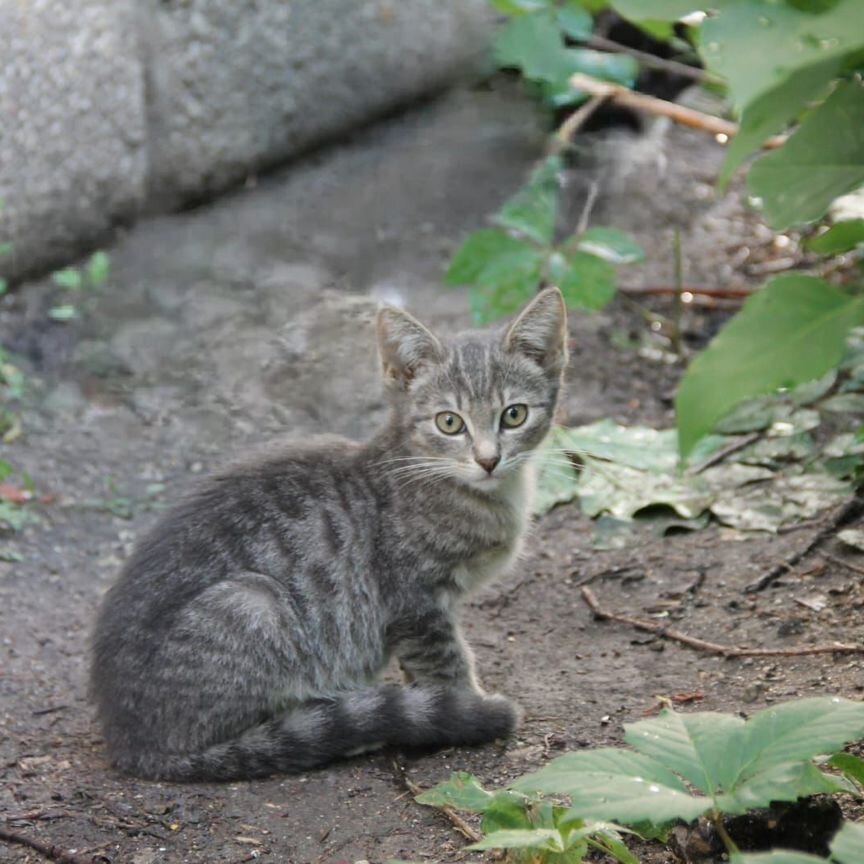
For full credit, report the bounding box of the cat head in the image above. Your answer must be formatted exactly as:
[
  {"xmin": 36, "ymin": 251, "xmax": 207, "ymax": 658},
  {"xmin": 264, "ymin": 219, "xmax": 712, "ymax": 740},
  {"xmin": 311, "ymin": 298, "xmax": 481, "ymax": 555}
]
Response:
[{"xmin": 376, "ymin": 288, "xmax": 567, "ymax": 489}]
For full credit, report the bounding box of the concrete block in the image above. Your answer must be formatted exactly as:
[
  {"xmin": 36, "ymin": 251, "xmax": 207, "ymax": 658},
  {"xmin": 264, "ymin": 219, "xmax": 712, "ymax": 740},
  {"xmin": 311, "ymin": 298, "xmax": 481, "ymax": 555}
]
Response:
[
  {"xmin": 0, "ymin": 0, "xmax": 147, "ymax": 281},
  {"xmin": 142, "ymin": 0, "xmax": 492, "ymax": 206}
]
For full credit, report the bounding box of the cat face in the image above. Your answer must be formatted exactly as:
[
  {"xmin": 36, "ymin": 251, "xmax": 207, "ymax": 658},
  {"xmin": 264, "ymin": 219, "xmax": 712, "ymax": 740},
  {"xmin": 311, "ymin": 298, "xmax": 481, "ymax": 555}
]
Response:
[{"xmin": 377, "ymin": 288, "xmax": 567, "ymax": 489}]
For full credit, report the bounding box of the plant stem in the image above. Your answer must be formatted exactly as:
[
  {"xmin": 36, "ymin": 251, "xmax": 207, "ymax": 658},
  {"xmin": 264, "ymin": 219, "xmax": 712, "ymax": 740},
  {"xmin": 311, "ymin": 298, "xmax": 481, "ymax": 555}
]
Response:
[
  {"xmin": 712, "ymin": 811, "xmax": 741, "ymax": 857},
  {"xmin": 671, "ymin": 229, "xmax": 684, "ymax": 358}
]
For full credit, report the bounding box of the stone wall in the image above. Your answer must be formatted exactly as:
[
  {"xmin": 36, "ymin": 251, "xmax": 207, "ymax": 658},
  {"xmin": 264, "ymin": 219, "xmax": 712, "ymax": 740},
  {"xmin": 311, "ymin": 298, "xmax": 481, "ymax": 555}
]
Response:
[{"xmin": 0, "ymin": 0, "xmax": 491, "ymax": 281}]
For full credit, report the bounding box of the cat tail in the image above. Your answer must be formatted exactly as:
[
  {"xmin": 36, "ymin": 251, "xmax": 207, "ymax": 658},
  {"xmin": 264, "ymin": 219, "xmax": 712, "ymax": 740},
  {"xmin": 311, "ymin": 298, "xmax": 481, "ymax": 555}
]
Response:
[{"xmin": 120, "ymin": 684, "xmax": 517, "ymax": 782}]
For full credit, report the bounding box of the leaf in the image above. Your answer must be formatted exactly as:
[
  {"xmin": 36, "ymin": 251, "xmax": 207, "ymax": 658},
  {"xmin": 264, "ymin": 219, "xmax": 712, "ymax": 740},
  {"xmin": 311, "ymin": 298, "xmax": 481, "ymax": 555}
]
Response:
[
  {"xmin": 546, "ymin": 48, "xmax": 639, "ymax": 105},
  {"xmin": 493, "ymin": 13, "xmax": 568, "ymax": 82},
  {"xmin": 480, "ymin": 794, "xmax": 534, "ymax": 833},
  {"xmin": 701, "ymin": 0, "xmax": 863, "ymax": 114},
  {"xmin": 739, "ymin": 697, "xmax": 864, "ymax": 779},
  {"xmin": 576, "ymin": 227, "xmax": 645, "ymax": 264},
  {"xmin": 447, "ymin": 229, "xmax": 530, "ymax": 285},
  {"xmin": 414, "ymin": 772, "xmax": 493, "ymax": 812},
  {"xmin": 748, "ymin": 80, "xmax": 864, "ymax": 229},
  {"xmin": 719, "ymin": 57, "xmax": 839, "ymax": 186},
  {"xmin": 552, "ymin": 419, "xmax": 678, "ymax": 472},
  {"xmin": 731, "ymin": 853, "xmax": 826, "ymax": 864},
  {"xmin": 828, "ymin": 752, "xmax": 864, "ymax": 786},
  {"xmin": 496, "ymin": 156, "xmax": 561, "ymax": 245},
  {"xmin": 51, "ymin": 268, "xmax": 83, "ymax": 290},
  {"xmin": 589, "ymin": 831, "xmax": 641, "ymax": 864},
  {"xmin": 831, "ymin": 820, "xmax": 864, "ymax": 863},
  {"xmin": 48, "ymin": 304, "xmax": 79, "ymax": 322},
  {"xmin": 557, "ymin": 2, "xmax": 594, "ymax": 40},
  {"xmin": 611, "ymin": 0, "xmax": 704, "ymax": 20},
  {"xmin": 559, "ymin": 251, "xmax": 617, "ymax": 310},
  {"xmin": 625, "ymin": 710, "xmax": 748, "ymax": 796},
  {"xmin": 512, "ymin": 747, "xmax": 710, "ymax": 825},
  {"xmin": 490, "ymin": 0, "xmax": 550, "ymax": 13},
  {"xmin": 806, "ymin": 219, "xmax": 864, "ymax": 255},
  {"xmin": 675, "ymin": 275, "xmax": 864, "ymax": 457},
  {"xmin": 718, "ymin": 761, "xmax": 849, "ymax": 814},
  {"xmin": 836, "ymin": 528, "xmax": 864, "ymax": 550},
  {"xmin": 85, "ymin": 251, "xmax": 110, "ymax": 287},
  {"xmin": 468, "ymin": 828, "xmax": 565, "ymax": 852}
]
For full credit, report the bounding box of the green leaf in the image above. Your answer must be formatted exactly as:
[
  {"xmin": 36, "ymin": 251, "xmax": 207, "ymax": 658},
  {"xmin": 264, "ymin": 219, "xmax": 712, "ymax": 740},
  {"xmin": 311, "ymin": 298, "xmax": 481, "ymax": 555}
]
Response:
[
  {"xmin": 576, "ymin": 227, "xmax": 645, "ymax": 264},
  {"xmin": 480, "ymin": 794, "xmax": 534, "ymax": 833},
  {"xmin": 48, "ymin": 304, "xmax": 79, "ymax": 321},
  {"xmin": 51, "ymin": 267, "xmax": 83, "ymax": 290},
  {"xmin": 446, "ymin": 229, "xmax": 538, "ymax": 285},
  {"xmin": 828, "ymin": 751, "xmax": 864, "ymax": 786},
  {"xmin": 701, "ymin": 0, "xmax": 864, "ymax": 114},
  {"xmin": 831, "ymin": 821, "xmax": 864, "ymax": 864},
  {"xmin": 739, "ymin": 697, "xmax": 864, "ymax": 779},
  {"xmin": 589, "ymin": 831, "xmax": 641, "ymax": 864},
  {"xmin": 557, "ymin": 2, "xmax": 594, "ymax": 39},
  {"xmin": 612, "ymin": 0, "xmax": 704, "ymax": 20},
  {"xmin": 625, "ymin": 710, "xmax": 748, "ymax": 796},
  {"xmin": 806, "ymin": 219, "xmax": 864, "ymax": 254},
  {"xmin": 731, "ymin": 853, "xmax": 826, "ymax": 864},
  {"xmin": 85, "ymin": 250, "xmax": 110, "ymax": 287},
  {"xmin": 415, "ymin": 772, "xmax": 493, "ymax": 812},
  {"xmin": 675, "ymin": 275, "xmax": 864, "ymax": 457},
  {"xmin": 748, "ymin": 80, "xmax": 864, "ymax": 229},
  {"xmin": 469, "ymin": 828, "xmax": 565, "ymax": 852},
  {"xmin": 719, "ymin": 58, "xmax": 839, "ymax": 187},
  {"xmin": 559, "ymin": 251, "xmax": 617, "ymax": 310},
  {"xmin": 496, "ymin": 156, "xmax": 561, "ymax": 245},
  {"xmin": 512, "ymin": 747, "xmax": 710, "ymax": 825},
  {"xmin": 490, "ymin": 0, "xmax": 550, "ymax": 13},
  {"xmin": 493, "ymin": 13, "xmax": 568, "ymax": 81},
  {"xmin": 552, "ymin": 419, "xmax": 678, "ymax": 472},
  {"xmin": 719, "ymin": 761, "xmax": 849, "ymax": 814}
]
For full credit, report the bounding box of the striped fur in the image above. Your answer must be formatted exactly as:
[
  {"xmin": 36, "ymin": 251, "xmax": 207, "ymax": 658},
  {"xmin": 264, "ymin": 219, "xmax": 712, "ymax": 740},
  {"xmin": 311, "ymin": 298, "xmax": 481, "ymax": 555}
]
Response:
[{"xmin": 90, "ymin": 288, "xmax": 567, "ymax": 781}]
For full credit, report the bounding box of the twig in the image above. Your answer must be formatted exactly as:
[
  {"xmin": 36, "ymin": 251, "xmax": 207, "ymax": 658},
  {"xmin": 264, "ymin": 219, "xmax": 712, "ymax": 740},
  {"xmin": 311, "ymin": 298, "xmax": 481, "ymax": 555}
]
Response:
[
  {"xmin": 687, "ymin": 432, "xmax": 762, "ymax": 475},
  {"xmin": 581, "ymin": 586, "xmax": 864, "ymax": 657},
  {"xmin": 670, "ymin": 230, "xmax": 684, "ymax": 358},
  {"xmin": 822, "ymin": 550, "xmax": 864, "ymax": 577},
  {"xmin": 618, "ymin": 284, "xmax": 754, "ymax": 300},
  {"xmin": 0, "ymin": 828, "xmax": 89, "ymax": 864},
  {"xmin": 569, "ymin": 73, "xmax": 787, "ymax": 149},
  {"xmin": 576, "ymin": 181, "xmax": 600, "ymax": 236},
  {"xmin": 390, "ymin": 760, "xmax": 483, "ymax": 844},
  {"xmin": 745, "ymin": 492, "xmax": 864, "ymax": 593},
  {"xmin": 552, "ymin": 95, "xmax": 607, "ymax": 152},
  {"xmin": 582, "ymin": 33, "xmax": 718, "ymax": 84}
]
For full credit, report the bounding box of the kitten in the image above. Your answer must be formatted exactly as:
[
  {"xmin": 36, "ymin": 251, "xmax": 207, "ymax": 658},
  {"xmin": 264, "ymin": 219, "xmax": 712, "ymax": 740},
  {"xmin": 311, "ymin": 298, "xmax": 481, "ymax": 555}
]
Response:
[{"xmin": 90, "ymin": 287, "xmax": 568, "ymax": 781}]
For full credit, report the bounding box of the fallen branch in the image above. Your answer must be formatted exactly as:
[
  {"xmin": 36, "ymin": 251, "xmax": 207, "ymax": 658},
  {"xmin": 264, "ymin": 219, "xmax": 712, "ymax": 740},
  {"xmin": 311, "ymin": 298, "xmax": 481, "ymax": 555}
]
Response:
[
  {"xmin": 0, "ymin": 828, "xmax": 89, "ymax": 864},
  {"xmin": 687, "ymin": 431, "xmax": 762, "ymax": 475},
  {"xmin": 552, "ymin": 94, "xmax": 607, "ymax": 152},
  {"xmin": 569, "ymin": 73, "xmax": 787, "ymax": 150},
  {"xmin": 581, "ymin": 586, "xmax": 864, "ymax": 658},
  {"xmin": 390, "ymin": 760, "xmax": 483, "ymax": 844},
  {"xmin": 745, "ymin": 493, "xmax": 864, "ymax": 593},
  {"xmin": 583, "ymin": 34, "xmax": 717, "ymax": 84},
  {"xmin": 822, "ymin": 550, "xmax": 864, "ymax": 578}
]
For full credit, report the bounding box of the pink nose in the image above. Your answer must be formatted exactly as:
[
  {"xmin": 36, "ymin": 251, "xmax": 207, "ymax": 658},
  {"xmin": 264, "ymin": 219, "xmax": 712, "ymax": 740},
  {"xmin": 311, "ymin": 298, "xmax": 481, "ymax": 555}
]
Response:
[{"xmin": 475, "ymin": 456, "xmax": 500, "ymax": 475}]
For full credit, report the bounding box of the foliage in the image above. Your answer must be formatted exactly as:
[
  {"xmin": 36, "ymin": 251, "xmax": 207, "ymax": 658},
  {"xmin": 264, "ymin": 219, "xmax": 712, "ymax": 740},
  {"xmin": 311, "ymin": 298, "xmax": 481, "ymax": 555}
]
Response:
[
  {"xmin": 49, "ymin": 250, "xmax": 111, "ymax": 322},
  {"xmin": 492, "ymin": 0, "xmax": 638, "ymax": 107},
  {"xmin": 446, "ymin": 156, "xmax": 644, "ymax": 322},
  {"xmin": 418, "ymin": 698, "xmax": 864, "ymax": 862},
  {"xmin": 463, "ymin": 0, "xmax": 864, "ymax": 458},
  {"xmin": 415, "ymin": 771, "xmax": 638, "ymax": 863}
]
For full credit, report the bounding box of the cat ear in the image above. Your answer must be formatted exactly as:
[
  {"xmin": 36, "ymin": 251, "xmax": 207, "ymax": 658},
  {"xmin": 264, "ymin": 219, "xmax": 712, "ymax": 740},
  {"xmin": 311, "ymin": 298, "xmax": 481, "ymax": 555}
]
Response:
[
  {"xmin": 377, "ymin": 305, "xmax": 444, "ymax": 389},
  {"xmin": 503, "ymin": 287, "xmax": 568, "ymax": 373}
]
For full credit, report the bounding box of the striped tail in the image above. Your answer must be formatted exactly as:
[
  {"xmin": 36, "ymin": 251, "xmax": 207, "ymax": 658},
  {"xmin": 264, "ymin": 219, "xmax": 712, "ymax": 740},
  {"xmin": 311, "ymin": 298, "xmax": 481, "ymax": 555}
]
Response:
[{"xmin": 113, "ymin": 685, "xmax": 517, "ymax": 781}]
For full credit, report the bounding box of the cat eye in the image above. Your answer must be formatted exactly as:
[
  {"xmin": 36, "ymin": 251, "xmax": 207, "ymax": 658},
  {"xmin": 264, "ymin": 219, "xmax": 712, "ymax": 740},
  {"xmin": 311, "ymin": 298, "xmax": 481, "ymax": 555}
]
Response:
[
  {"xmin": 501, "ymin": 404, "xmax": 528, "ymax": 429},
  {"xmin": 435, "ymin": 411, "xmax": 466, "ymax": 435}
]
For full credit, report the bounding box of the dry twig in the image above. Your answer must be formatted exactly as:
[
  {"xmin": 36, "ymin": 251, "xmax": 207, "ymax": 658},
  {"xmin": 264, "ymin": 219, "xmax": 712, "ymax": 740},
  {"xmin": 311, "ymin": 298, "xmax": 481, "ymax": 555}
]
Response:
[
  {"xmin": 0, "ymin": 828, "xmax": 90, "ymax": 864},
  {"xmin": 581, "ymin": 586, "xmax": 864, "ymax": 657},
  {"xmin": 583, "ymin": 34, "xmax": 718, "ymax": 84},
  {"xmin": 390, "ymin": 760, "xmax": 483, "ymax": 844},
  {"xmin": 569, "ymin": 73, "xmax": 787, "ymax": 150},
  {"xmin": 745, "ymin": 493, "xmax": 864, "ymax": 592}
]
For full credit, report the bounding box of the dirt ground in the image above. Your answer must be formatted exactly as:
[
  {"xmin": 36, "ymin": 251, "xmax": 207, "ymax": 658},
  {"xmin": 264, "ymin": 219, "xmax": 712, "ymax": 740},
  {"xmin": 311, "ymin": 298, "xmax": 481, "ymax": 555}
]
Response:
[{"xmin": 1, "ymin": 84, "xmax": 863, "ymax": 864}]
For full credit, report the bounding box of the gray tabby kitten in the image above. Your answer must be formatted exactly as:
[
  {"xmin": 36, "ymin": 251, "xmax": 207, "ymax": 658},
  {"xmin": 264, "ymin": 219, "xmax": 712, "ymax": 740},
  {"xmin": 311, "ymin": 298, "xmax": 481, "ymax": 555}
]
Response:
[{"xmin": 90, "ymin": 287, "xmax": 567, "ymax": 781}]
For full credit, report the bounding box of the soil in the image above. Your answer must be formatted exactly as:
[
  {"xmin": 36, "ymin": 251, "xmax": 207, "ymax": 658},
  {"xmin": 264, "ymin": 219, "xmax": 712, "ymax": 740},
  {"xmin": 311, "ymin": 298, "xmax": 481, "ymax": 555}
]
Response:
[{"xmin": 1, "ymin": 83, "xmax": 863, "ymax": 864}]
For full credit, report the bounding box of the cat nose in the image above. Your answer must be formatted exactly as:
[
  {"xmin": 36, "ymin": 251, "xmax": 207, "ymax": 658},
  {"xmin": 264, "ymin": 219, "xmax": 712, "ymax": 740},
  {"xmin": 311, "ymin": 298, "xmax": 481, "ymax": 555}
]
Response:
[{"xmin": 475, "ymin": 455, "xmax": 500, "ymax": 475}]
